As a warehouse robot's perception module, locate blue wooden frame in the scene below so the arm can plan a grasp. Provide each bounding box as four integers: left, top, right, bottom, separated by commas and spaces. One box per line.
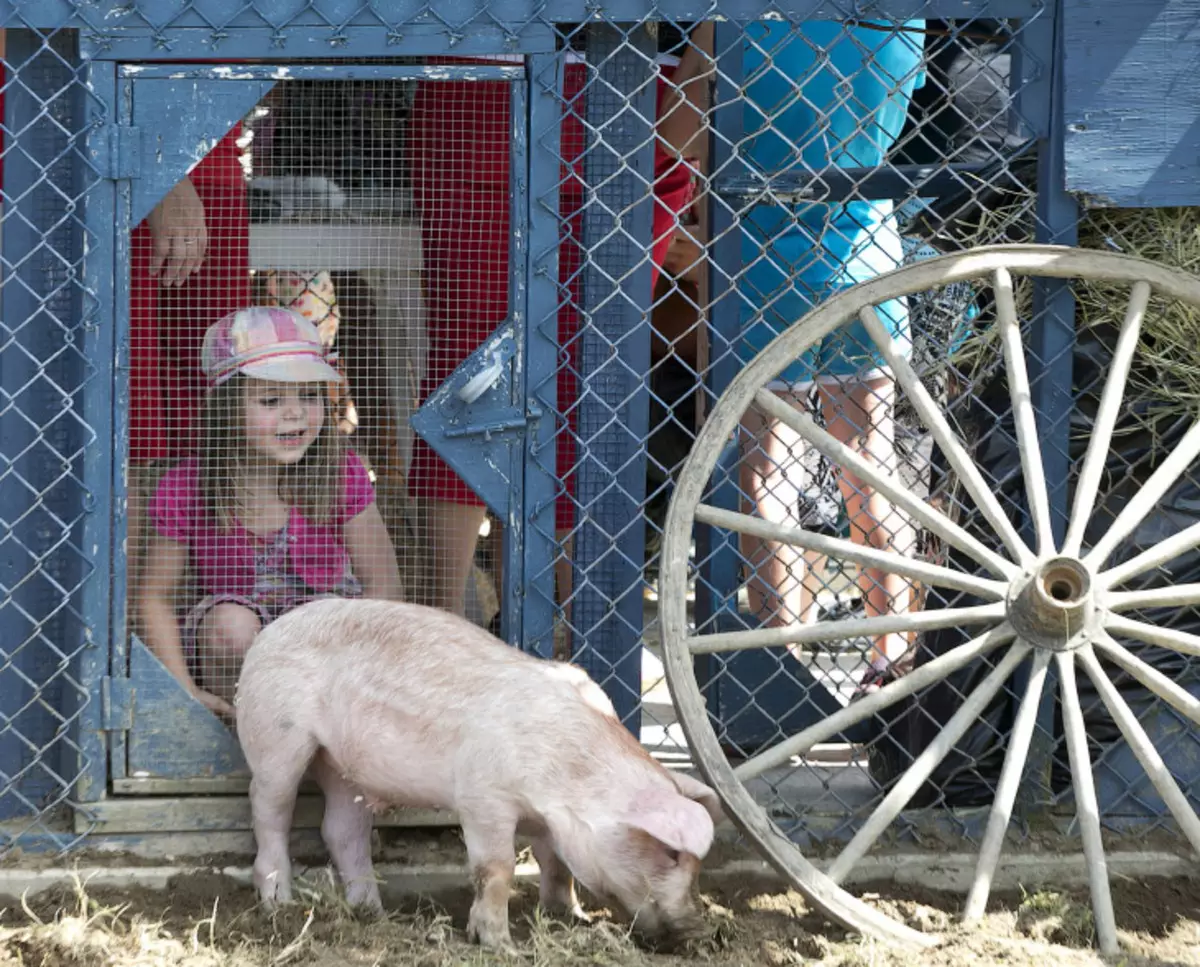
95, 62, 533, 787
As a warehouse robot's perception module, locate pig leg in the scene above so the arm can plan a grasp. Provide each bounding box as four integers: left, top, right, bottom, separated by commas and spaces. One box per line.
530, 831, 589, 923
311, 751, 383, 914
460, 808, 519, 950
248, 730, 317, 908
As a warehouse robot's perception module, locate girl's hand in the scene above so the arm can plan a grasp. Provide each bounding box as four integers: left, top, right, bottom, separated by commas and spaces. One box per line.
189, 685, 235, 721
147, 177, 208, 287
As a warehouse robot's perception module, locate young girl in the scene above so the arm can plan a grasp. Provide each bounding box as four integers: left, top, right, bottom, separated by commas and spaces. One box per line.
138, 306, 402, 718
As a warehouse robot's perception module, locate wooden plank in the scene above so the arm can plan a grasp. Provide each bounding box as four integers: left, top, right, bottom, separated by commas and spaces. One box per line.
1064, 0, 1200, 207
78, 797, 458, 835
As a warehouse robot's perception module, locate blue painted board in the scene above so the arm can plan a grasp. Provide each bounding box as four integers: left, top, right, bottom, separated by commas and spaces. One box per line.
1064, 0, 1200, 207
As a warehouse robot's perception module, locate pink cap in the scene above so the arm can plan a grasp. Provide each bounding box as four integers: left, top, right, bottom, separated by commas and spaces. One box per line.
201, 306, 343, 388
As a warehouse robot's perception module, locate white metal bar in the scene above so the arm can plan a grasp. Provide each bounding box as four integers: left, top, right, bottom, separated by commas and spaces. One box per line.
825, 641, 1032, 884
1056, 651, 1119, 955
1104, 615, 1200, 658
1062, 281, 1151, 556
695, 503, 1009, 600
994, 268, 1055, 558
1077, 646, 1200, 858
1085, 417, 1200, 569
1094, 633, 1200, 727
687, 602, 1006, 655
1100, 519, 1200, 590
734, 623, 1017, 781
752, 389, 1018, 579
857, 305, 1034, 568
962, 648, 1051, 921
1105, 583, 1200, 612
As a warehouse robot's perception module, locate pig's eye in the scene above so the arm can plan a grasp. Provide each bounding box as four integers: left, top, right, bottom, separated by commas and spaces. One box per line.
664, 848, 681, 865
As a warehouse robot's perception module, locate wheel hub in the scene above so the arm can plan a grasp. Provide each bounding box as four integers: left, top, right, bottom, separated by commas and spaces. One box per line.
1007, 556, 1096, 650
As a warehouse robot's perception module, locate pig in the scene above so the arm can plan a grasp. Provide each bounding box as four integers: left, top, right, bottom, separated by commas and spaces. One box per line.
234, 597, 724, 950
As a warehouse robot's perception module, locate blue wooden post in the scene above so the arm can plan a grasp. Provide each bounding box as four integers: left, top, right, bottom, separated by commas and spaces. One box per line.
0, 29, 92, 825
1018, 0, 1078, 809
522, 52, 571, 660
75, 57, 120, 807
695, 19, 749, 729
571, 23, 658, 732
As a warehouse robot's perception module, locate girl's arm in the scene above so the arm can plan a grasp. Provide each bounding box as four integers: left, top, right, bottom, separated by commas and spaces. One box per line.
345, 501, 404, 601
137, 532, 233, 717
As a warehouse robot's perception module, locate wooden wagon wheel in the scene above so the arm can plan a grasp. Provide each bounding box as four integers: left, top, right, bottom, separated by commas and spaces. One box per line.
660, 244, 1200, 952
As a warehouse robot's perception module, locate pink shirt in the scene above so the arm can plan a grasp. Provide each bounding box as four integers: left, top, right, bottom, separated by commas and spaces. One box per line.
149, 452, 376, 596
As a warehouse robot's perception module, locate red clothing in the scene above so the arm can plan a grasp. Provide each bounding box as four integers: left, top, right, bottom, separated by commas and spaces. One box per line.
407, 62, 694, 530
130, 127, 250, 462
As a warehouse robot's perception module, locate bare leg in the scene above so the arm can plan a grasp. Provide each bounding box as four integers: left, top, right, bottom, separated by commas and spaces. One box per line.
195, 603, 261, 705
820, 375, 917, 669
247, 731, 317, 907
418, 500, 487, 616
740, 396, 823, 630
311, 751, 383, 913
460, 808, 519, 950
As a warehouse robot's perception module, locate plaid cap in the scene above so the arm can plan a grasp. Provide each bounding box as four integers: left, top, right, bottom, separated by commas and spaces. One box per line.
200, 306, 344, 388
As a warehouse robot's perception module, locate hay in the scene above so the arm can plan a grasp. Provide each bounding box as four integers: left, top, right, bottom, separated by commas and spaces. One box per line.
1075, 206, 1200, 419
908, 196, 1200, 420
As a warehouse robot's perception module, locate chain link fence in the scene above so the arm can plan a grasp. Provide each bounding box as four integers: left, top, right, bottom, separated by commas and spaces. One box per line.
0, 1, 1196, 870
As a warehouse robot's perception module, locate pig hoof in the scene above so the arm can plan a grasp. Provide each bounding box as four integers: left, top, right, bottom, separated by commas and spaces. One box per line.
467, 914, 515, 953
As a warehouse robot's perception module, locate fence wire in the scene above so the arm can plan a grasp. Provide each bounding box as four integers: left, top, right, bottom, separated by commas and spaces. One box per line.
0, 2, 1196, 866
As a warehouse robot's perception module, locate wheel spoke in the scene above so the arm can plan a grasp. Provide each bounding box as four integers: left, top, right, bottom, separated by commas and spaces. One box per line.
1062, 281, 1151, 556
1106, 583, 1200, 611
734, 623, 1017, 781
1104, 614, 1200, 658
1100, 519, 1200, 589
1094, 632, 1200, 727
1056, 651, 1119, 954
752, 389, 1017, 579
695, 503, 1009, 600
962, 648, 1051, 921
1077, 646, 1200, 858
857, 305, 1034, 568
1085, 416, 1200, 569
687, 603, 1006, 655
994, 268, 1055, 557
825, 641, 1032, 885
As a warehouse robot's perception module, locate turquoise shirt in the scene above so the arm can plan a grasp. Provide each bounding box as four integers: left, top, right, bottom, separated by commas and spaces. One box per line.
738, 20, 926, 369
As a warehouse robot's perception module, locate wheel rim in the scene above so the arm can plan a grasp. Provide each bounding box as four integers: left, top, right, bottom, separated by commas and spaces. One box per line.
660, 243, 1200, 953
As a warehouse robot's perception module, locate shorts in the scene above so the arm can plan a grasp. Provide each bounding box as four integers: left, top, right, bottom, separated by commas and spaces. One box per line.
738, 290, 912, 392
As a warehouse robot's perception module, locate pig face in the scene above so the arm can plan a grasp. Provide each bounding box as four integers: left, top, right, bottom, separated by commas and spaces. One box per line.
585, 784, 718, 947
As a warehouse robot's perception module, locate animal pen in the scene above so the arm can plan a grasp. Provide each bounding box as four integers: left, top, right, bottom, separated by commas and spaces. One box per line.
0, 0, 1199, 955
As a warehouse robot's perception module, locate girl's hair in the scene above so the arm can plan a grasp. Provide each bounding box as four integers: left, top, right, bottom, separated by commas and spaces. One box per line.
198, 375, 344, 529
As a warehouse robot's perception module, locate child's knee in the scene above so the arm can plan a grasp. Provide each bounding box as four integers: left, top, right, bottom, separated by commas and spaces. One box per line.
201, 604, 262, 656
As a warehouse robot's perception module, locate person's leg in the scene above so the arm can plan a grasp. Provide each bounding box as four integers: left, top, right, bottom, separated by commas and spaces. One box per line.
739, 394, 824, 631
195, 602, 263, 705
819, 374, 917, 680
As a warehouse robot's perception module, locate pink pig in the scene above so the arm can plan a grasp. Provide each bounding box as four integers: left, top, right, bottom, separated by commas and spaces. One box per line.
235, 597, 723, 950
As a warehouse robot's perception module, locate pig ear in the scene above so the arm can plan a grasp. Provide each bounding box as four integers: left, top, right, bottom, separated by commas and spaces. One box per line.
624, 789, 715, 859
668, 771, 725, 826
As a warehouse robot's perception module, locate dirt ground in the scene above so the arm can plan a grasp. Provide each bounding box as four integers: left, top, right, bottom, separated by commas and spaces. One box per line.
0, 867, 1196, 967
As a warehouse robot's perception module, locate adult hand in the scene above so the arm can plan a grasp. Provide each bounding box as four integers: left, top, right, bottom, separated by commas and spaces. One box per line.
147, 177, 208, 287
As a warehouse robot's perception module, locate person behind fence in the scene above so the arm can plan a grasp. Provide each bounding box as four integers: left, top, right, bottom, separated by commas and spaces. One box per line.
737, 19, 925, 695
136, 307, 403, 718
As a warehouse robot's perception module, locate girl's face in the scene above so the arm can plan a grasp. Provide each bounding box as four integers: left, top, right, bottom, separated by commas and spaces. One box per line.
241, 379, 325, 465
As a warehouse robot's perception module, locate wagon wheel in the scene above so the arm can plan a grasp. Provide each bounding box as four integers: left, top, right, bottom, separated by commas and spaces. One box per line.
660, 244, 1200, 952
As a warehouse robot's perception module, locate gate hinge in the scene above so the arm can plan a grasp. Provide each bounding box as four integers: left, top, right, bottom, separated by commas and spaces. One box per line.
92, 124, 141, 180
101, 676, 135, 731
